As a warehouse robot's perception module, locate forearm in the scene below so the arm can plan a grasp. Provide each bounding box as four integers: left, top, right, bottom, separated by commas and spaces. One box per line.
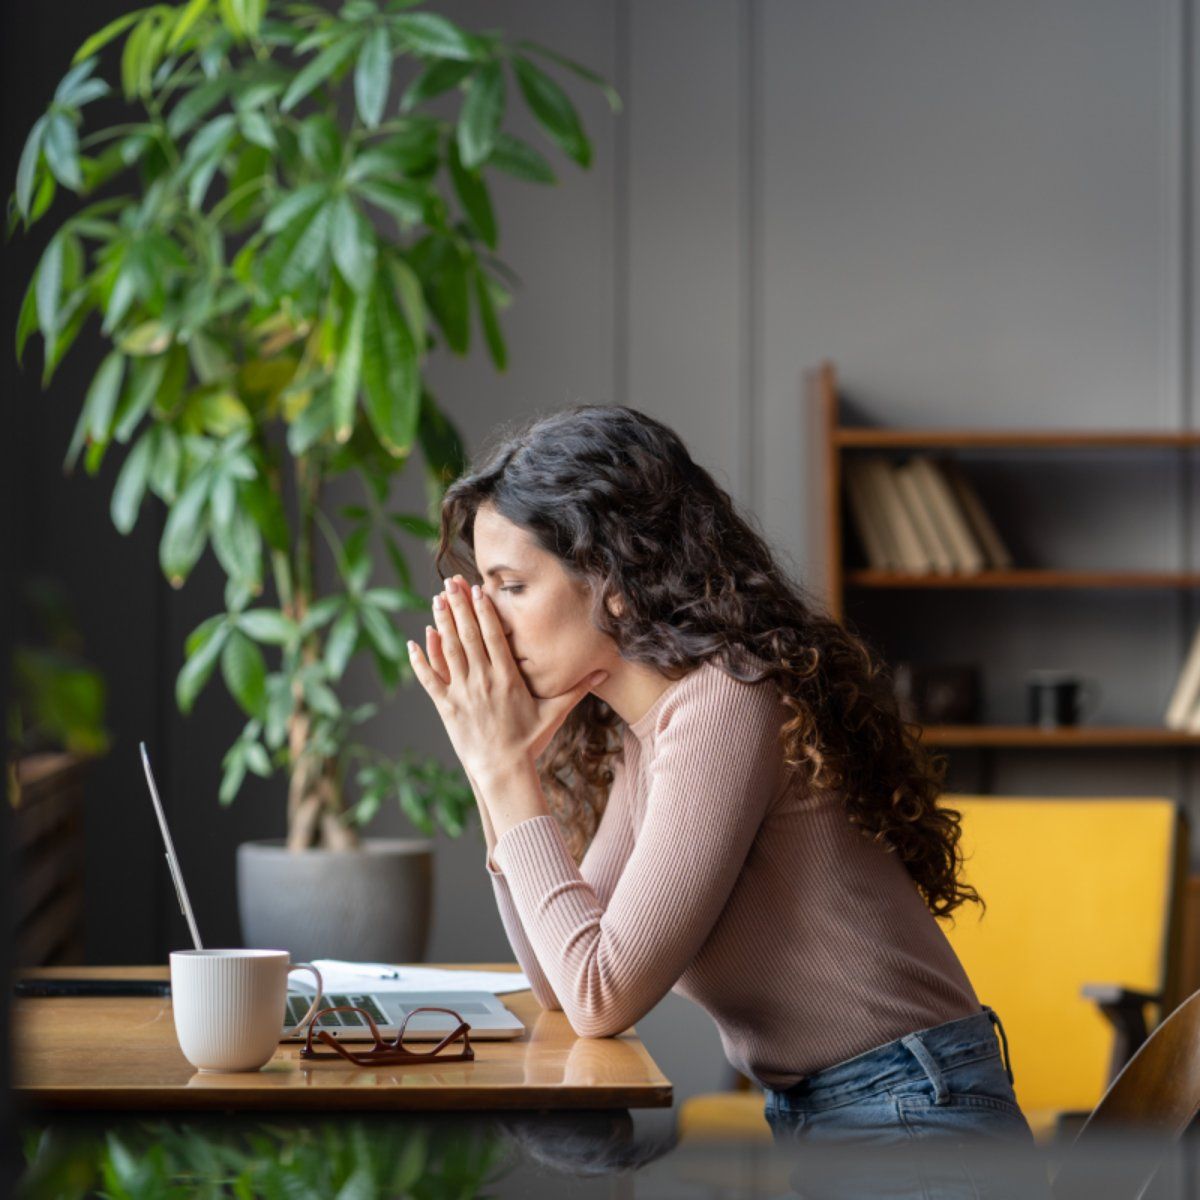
468, 761, 562, 1010
464, 765, 501, 867
475, 756, 549, 842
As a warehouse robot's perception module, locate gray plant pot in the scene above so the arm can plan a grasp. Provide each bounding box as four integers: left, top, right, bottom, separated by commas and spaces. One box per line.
236, 838, 434, 964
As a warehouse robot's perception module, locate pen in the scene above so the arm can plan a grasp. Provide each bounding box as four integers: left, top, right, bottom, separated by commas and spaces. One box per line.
13, 979, 171, 998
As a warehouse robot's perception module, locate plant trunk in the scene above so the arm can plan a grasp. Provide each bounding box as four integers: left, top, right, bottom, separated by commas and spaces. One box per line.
285, 700, 357, 852
281, 454, 359, 853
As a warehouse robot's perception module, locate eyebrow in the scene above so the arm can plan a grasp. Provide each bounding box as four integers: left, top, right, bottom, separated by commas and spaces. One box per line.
481, 563, 522, 578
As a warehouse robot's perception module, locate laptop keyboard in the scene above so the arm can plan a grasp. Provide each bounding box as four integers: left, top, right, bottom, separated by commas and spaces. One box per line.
285, 994, 387, 1028
284, 994, 496, 1029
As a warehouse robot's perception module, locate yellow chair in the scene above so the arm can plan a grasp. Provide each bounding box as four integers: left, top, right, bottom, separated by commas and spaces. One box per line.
677, 795, 1188, 1145
938, 795, 1187, 1142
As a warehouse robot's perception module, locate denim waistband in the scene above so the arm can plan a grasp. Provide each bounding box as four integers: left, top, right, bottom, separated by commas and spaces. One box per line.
772, 1005, 1014, 1107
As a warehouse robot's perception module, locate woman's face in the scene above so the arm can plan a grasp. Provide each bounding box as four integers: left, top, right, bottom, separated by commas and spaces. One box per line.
469, 502, 617, 698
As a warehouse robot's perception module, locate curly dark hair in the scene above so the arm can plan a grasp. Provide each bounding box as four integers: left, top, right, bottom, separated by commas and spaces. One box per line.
433, 404, 982, 919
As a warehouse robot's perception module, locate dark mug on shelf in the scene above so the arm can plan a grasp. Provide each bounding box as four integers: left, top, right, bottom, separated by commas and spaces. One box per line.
1026, 671, 1100, 728
894, 662, 981, 725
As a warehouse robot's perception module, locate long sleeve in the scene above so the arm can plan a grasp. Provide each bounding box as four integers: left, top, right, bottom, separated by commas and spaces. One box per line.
485, 755, 636, 1012
491, 678, 779, 1038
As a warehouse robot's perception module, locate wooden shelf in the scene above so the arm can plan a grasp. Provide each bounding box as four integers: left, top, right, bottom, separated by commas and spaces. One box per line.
845, 569, 1200, 589
835, 428, 1200, 449
804, 360, 1199, 766
919, 725, 1200, 748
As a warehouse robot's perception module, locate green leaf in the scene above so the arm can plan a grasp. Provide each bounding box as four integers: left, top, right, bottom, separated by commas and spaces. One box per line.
286, 391, 334, 455
15, 273, 39, 364
110, 433, 154, 534
330, 193, 377, 293
388, 256, 427, 355
15, 116, 47, 218
300, 595, 342, 635
512, 54, 591, 167
166, 76, 231, 139
473, 265, 506, 371
159, 468, 211, 586
280, 33, 360, 113
361, 270, 418, 455
261, 198, 335, 295
324, 606, 359, 678
360, 602, 401, 661
73, 11, 144, 64
240, 476, 290, 552
238, 609, 297, 645
448, 139, 496, 248
244, 741, 272, 777
218, 751, 246, 805
64, 351, 125, 472
457, 62, 504, 168
392, 13, 482, 61
221, 629, 267, 718
488, 131, 555, 184
333, 286, 367, 441
417, 386, 466, 487
176, 621, 230, 713
168, 0, 213, 51
354, 25, 391, 129
211, 503, 262, 587
35, 234, 65, 343
398, 58, 472, 112
411, 236, 469, 353
351, 178, 425, 226
261, 181, 328, 234
516, 37, 623, 114
185, 614, 224, 657
113, 352, 168, 442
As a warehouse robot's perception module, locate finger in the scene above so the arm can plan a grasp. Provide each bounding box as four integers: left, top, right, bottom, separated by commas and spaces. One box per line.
432, 583, 468, 680
406, 637, 447, 702
425, 624, 450, 685
444, 575, 489, 675
468, 581, 518, 679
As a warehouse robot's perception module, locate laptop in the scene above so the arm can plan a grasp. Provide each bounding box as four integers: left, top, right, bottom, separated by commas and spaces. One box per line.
138, 741, 525, 1045
283, 987, 525, 1042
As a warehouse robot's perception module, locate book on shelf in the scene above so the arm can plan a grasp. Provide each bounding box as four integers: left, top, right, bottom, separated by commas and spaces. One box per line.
1165, 622, 1200, 729
842, 453, 1014, 576
843, 458, 894, 570
906, 455, 987, 574
864, 456, 930, 572
939, 456, 1014, 570
894, 460, 956, 574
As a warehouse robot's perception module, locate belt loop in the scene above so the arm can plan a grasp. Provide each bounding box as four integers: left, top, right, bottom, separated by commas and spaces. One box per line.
982, 1004, 1015, 1085
900, 1031, 950, 1104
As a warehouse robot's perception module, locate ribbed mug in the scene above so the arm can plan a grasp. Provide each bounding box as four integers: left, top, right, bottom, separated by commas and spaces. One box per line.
169, 949, 323, 1072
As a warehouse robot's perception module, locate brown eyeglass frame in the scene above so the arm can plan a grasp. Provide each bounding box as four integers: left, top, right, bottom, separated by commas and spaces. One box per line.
297, 1004, 475, 1066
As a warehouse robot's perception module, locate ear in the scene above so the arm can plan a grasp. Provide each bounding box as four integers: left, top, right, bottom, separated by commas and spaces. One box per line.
605, 592, 625, 618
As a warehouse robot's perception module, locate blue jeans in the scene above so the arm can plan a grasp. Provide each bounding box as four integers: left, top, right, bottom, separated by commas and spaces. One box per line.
763, 1005, 1050, 1199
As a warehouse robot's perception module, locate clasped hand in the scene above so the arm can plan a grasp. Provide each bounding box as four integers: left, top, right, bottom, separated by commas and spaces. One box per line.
406, 575, 607, 784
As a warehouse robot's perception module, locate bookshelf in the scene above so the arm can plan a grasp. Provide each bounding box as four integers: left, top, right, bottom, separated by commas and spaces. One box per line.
805, 360, 1200, 751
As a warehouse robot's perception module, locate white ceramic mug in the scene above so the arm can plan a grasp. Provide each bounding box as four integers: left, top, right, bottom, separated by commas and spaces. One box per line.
169, 949, 323, 1072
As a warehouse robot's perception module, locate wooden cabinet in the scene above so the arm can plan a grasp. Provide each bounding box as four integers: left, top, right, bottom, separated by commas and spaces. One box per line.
12, 752, 89, 965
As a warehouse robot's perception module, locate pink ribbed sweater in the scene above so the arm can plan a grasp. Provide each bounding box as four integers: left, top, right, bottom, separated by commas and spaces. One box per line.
486, 657, 981, 1088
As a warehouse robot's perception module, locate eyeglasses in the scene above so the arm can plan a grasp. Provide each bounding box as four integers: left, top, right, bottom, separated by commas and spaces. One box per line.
298, 1004, 475, 1066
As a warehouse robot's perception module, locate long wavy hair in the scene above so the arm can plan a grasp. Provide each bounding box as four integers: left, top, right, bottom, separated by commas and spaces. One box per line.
434, 405, 982, 919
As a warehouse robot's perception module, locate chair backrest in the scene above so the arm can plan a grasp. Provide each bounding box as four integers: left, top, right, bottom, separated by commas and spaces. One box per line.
1050, 986, 1200, 1200
937, 796, 1186, 1116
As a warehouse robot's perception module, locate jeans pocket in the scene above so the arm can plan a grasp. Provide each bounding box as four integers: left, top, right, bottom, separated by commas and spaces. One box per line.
896, 1089, 1035, 1144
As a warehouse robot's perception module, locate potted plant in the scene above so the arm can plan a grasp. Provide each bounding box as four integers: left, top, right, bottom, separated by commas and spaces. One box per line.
9, 0, 619, 961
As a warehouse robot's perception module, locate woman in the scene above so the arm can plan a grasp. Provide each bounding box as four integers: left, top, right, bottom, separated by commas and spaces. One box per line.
406, 404, 1035, 1150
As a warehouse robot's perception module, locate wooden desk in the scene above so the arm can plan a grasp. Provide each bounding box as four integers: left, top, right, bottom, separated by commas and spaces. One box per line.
13, 964, 673, 1112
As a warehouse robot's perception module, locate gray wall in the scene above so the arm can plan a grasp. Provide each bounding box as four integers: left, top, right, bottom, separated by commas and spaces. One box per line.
11, 0, 1200, 1108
